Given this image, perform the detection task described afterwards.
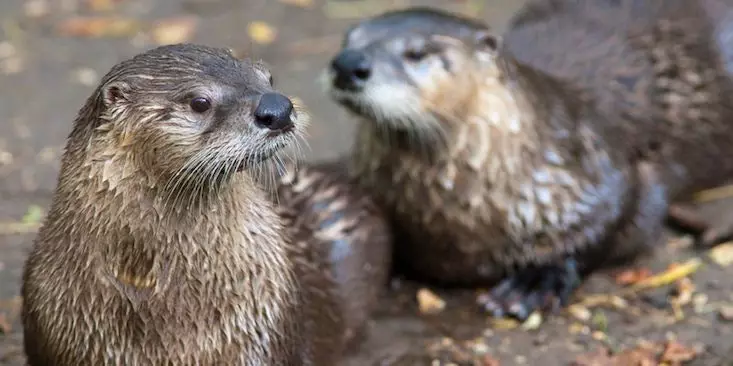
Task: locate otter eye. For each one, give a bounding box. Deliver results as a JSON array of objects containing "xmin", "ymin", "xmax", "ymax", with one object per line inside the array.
[
  {"xmin": 190, "ymin": 97, "xmax": 211, "ymax": 113},
  {"xmin": 404, "ymin": 48, "xmax": 428, "ymax": 62}
]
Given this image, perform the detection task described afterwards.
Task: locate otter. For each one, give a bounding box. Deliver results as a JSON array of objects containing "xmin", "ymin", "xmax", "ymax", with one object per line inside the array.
[
  {"xmin": 323, "ymin": 4, "xmax": 733, "ymax": 320},
  {"xmin": 21, "ymin": 43, "xmax": 391, "ymax": 365}
]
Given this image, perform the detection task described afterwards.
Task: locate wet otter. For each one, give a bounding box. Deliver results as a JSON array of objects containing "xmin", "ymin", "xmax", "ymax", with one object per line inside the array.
[
  {"xmin": 21, "ymin": 43, "xmax": 391, "ymax": 365},
  {"xmin": 323, "ymin": 5, "xmax": 733, "ymax": 320}
]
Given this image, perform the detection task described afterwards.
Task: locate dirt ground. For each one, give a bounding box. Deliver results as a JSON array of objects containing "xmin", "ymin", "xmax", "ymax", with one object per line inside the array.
[{"xmin": 1, "ymin": 0, "xmax": 733, "ymax": 365}]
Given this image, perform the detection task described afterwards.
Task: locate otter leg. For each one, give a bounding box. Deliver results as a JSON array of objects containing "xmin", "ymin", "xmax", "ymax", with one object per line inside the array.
[
  {"xmin": 477, "ymin": 259, "xmax": 581, "ymax": 320},
  {"xmin": 479, "ymin": 162, "xmax": 669, "ymax": 321}
]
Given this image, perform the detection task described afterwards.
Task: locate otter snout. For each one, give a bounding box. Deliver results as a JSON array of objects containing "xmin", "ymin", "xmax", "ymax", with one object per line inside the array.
[
  {"xmin": 330, "ymin": 49, "xmax": 372, "ymax": 91},
  {"xmin": 254, "ymin": 92, "xmax": 295, "ymax": 133}
]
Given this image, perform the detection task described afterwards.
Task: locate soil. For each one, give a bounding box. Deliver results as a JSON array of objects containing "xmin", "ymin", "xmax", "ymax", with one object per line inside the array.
[{"xmin": 1, "ymin": 0, "xmax": 732, "ymax": 365}]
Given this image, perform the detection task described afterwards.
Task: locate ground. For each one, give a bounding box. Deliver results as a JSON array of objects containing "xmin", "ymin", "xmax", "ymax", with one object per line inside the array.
[{"xmin": 0, "ymin": 0, "xmax": 732, "ymax": 365}]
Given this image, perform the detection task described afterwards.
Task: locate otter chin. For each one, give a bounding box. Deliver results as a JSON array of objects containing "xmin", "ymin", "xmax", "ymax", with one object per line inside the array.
[{"xmin": 322, "ymin": 7, "xmax": 490, "ymax": 142}]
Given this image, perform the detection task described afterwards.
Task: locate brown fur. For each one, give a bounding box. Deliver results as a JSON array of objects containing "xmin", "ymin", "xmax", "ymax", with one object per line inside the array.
[
  {"xmin": 21, "ymin": 43, "xmax": 384, "ymax": 365},
  {"xmin": 326, "ymin": 4, "xmax": 733, "ymax": 286},
  {"xmin": 275, "ymin": 159, "xmax": 393, "ymax": 349}
]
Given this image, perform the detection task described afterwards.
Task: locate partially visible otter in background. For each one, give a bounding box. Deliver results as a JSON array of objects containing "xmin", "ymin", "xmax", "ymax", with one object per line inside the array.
[
  {"xmin": 323, "ymin": 4, "xmax": 733, "ymax": 320},
  {"xmin": 21, "ymin": 43, "xmax": 391, "ymax": 365}
]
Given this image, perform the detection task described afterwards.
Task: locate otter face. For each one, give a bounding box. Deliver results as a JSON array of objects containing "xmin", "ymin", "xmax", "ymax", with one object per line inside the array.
[
  {"xmin": 95, "ymin": 44, "xmax": 308, "ymax": 183},
  {"xmin": 324, "ymin": 8, "xmax": 499, "ymax": 134}
]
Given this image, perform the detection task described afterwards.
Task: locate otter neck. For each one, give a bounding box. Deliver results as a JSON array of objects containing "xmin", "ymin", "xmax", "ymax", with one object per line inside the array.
[{"xmin": 49, "ymin": 131, "xmax": 293, "ymax": 296}]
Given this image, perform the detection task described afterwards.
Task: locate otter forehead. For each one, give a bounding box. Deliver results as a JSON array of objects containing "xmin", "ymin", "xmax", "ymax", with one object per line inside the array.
[
  {"xmin": 344, "ymin": 7, "xmax": 488, "ymax": 50},
  {"xmin": 105, "ymin": 44, "xmax": 270, "ymax": 94}
]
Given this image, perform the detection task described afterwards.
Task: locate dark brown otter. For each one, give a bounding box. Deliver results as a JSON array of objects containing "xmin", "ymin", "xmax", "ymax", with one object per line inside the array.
[
  {"xmin": 323, "ymin": 4, "xmax": 733, "ymax": 320},
  {"xmin": 20, "ymin": 43, "xmax": 390, "ymax": 365}
]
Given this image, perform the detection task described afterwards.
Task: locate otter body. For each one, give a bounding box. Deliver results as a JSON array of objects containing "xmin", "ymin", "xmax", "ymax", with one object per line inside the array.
[
  {"xmin": 21, "ymin": 44, "xmax": 390, "ymax": 365},
  {"xmin": 324, "ymin": 5, "xmax": 733, "ymax": 319}
]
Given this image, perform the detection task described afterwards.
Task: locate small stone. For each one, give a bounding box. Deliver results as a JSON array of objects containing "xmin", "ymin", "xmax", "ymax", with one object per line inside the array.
[
  {"xmin": 0, "ymin": 42, "xmax": 17, "ymax": 58},
  {"xmin": 417, "ymin": 288, "xmax": 445, "ymax": 314},
  {"xmin": 2, "ymin": 57, "xmax": 24, "ymax": 74},
  {"xmin": 568, "ymin": 304, "xmax": 592, "ymax": 321},
  {"xmin": 692, "ymin": 293, "xmax": 709, "ymax": 314},
  {"xmin": 719, "ymin": 304, "xmax": 733, "ymax": 321},
  {"xmin": 0, "ymin": 151, "xmax": 13, "ymax": 166},
  {"xmin": 25, "ymin": 0, "xmax": 50, "ymax": 18}
]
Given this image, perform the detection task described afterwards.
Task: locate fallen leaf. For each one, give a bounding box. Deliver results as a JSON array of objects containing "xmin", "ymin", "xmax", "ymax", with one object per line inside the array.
[
  {"xmin": 150, "ymin": 17, "xmax": 198, "ymax": 45},
  {"xmin": 520, "ymin": 311, "xmax": 542, "ymax": 330},
  {"xmin": 660, "ymin": 341, "xmax": 698, "ymax": 363},
  {"xmin": 708, "ymin": 242, "xmax": 733, "ymax": 267},
  {"xmin": 628, "ymin": 258, "xmax": 702, "ymax": 292},
  {"xmin": 416, "ymin": 288, "xmax": 445, "ymax": 314},
  {"xmin": 481, "ymin": 354, "xmax": 501, "ymax": 366},
  {"xmin": 614, "ymin": 268, "xmax": 652, "ymax": 285},
  {"xmin": 247, "ymin": 21, "xmax": 277, "ymax": 45},
  {"xmin": 278, "ymin": 0, "xmax": 314, "ymax": 8},
  {"xmin": 22, "ymin": 205, "xmax": 44, "ymax": 224},
  {"xmin": 57, "ymin": 16, "xmax": 142, "ymax": 38},
  {"xmin": 615, "ymin": 347, "xmax": 657, "ymax": 366},
  {"xmin": 572, "ymin": 346, "xmax": 615, "ymax": 366},
  {"xmin": 489, "ymin": 317, "xmax": 519, "ymax": 330},
  {"xmin": 591, "ymin": 310, "xmax": 608, "ymax": 332}
]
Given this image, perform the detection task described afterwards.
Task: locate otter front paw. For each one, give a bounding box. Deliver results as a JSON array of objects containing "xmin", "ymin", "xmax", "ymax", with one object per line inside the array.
[{"xmin": 476, "ymin": 258, "xmax": 581, "ymax": 321}]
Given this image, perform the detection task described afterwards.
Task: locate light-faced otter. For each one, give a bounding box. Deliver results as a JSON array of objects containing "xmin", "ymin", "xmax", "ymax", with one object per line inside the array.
[
  {"xmin": 21, "ymin": 43, "xmax": 391, "ymax": 365},
  {"xmin": 323, "ymin": 5, "xmax": 733, "ymax": 320}
]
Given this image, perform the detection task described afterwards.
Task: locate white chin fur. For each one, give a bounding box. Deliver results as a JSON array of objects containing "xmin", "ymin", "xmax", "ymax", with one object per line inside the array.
[{"xmin": 325, "ymin": 78, "xmax": 426, "ymax": 131}]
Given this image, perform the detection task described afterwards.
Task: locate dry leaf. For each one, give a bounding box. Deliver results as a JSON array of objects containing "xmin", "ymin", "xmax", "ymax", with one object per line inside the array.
[
  {"xmin": 416, "ymin": 288, "xmax": 445, "ymax": 314},
  {"xmin": 248, "ymin": 21, "xmax": 277, "ymax": 45},
  {"xmin": 708, "ymin": 242, "xmax": 733, "ymax": 267},
  {"xmin": 614, "ymin": 268, "xmax": 652, "ymax": 285},
  {"xmin": 278, "ymin": 0, "xmax": 314, "ymax": 8},
  {"xmin": 628, "ymin": 258, "xmax": 702, "ymax": 292},
  {"xmin": 490, "ymin": 317, "xmax": 519, "ymax": 330},
  {"xmin": 57, "ymin": 17, "xmax": 141, "ymax": 38},
  {"xmin": 660, "ymin": 341, "xmax": 698, "ymax": 363},
  {"xmin": 614, "ymin": 348, "xmax": 657, "ymax": 366},
  {"xmin": 481, "ymin": 355, "xmax": 501, "ymax": 366},
  {"xmin": 572, "ymin": 347, "xmax": 615, "ymax": 366},
  {"xmin": 151, "ymin": 17, "xmax": 198, "ymax": 45}
]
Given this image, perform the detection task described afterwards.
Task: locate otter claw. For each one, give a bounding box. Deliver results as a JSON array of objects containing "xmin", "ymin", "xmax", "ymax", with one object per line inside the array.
[{"xmin": 477, "ymin": 259, "xmax": 581, "ymax": 321}]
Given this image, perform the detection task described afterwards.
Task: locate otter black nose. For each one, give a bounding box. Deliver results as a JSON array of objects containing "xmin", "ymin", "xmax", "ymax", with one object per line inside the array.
[
  {"xmin": 330, "ymin": 49, "xmax": 372, "ymax": 91},
  {"xmin": 254, "ymin": 93, "xmax": 294, "ymax": 131}
]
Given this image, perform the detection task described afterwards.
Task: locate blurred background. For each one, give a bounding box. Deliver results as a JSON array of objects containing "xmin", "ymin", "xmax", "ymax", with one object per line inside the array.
[{"xmin": 1, "ymin": 0, "xmax": 732, "ymax": 365}]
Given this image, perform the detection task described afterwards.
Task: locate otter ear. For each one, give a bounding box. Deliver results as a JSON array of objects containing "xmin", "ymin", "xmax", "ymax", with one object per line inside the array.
[
  {"xmin": 473, "ymin": 30, "xmax": 501, "ymax": 55},
  {"xmin": 102, "ymin": 81, "xmax": 131, "ymax": 108}
]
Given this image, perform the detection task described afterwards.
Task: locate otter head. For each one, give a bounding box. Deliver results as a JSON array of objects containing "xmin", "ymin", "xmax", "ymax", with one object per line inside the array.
[
  {"xmin": 324, "ymin": 7, "xmax": 500, "ymax": 137},
  {"xmin": 78, "ymin": 43, "xmax": 308, "ymax": 195}
]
